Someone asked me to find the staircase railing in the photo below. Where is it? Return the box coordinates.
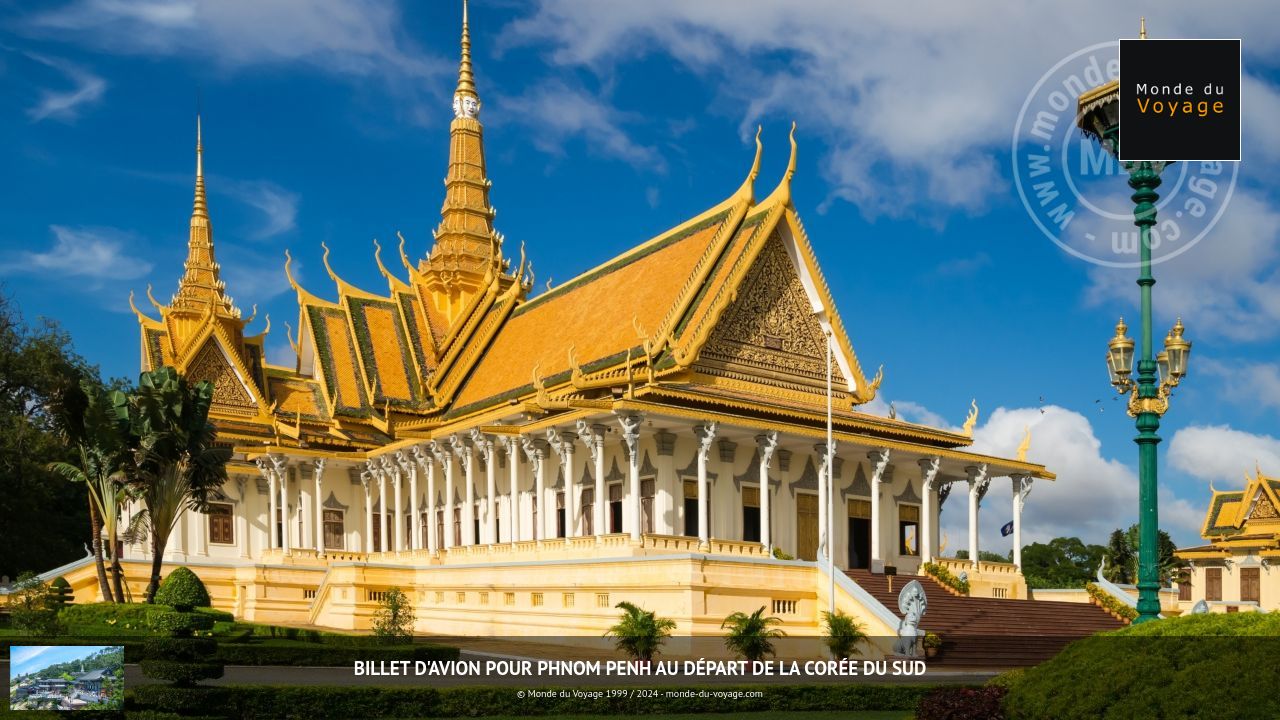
[820,559,902,632]
[1094,559,1162,618]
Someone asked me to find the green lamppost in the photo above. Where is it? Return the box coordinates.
[1078,54,1193,624]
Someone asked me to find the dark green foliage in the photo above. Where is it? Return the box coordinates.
[1120,523,1179,586]
[111,366,232,602]
[953,549,1011,563]
[153,567,211,611]
[917,686,1007,720]
[1002,613,1280,719]
[129,683,946,718]
[1102,529,1135,584]
[721,605,785,661]
[10,572,60,636]
[0,293,106,581]
[1018,537,1106,589]
[821,610,868,659]
[370,586,414,643]
[1084,583,1137,621]
[148,609,215,636]
[137,659,224,687]
[604,601,677,661]
[205,641,458,666]
[144,636,217,659]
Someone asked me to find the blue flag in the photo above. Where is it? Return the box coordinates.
[1000,521,1014,537]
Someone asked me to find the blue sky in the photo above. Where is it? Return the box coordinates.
[10,645,113,678]
[2,1,1279,551]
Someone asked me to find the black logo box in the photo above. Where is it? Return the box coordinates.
[1119,38,1241,162]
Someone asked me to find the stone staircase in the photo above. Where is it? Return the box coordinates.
[845,568,1125,668]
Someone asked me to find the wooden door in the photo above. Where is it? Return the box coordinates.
[796,493,819,561]
[1205,567,1222,601]
[1241,567,1260,603]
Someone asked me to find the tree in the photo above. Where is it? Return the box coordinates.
[371,586,415,643]
[821,610,868,660]
[50,379,133,602]
[0,292,106,581]
[112,367,231,602]
[1103,529,1135,584]
[153,567,211,611]
[721,606,785,661]
[605,602,676,662]
[954,549,1013,563]
[10,572,60,636]
[1019,537,1107,589]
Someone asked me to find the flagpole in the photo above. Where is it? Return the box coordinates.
[826,329,835,617]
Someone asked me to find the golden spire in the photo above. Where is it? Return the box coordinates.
[456,0,478,102]
[172,114,237,317]
[1140,17,1147,39]
[423,0,507,324]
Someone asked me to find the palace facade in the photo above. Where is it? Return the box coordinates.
[55,4,1058,649]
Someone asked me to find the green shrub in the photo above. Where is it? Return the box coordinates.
[1002,613,1280,719]
[130,683,946,718]
[1083,583,1138,622]
[137,659,224,687]
[371,586,415,643]
[144,636,217,660]
[194,606,234,623]
[821,609,868,659]
[721,606,785,661]
[922,562,970,595]
[153,567,211,611]
[9,572,60,636]
[149,610,215,636]
[772,546,795,560]
[605,601,677,662]
[61,602,164,634]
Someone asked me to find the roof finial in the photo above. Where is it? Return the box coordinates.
[453,0,480,118]
[1140,17,1147,39]
[192,113,207,218]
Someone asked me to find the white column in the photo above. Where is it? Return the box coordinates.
[236,478,250,559]
[522,437,547,540]
[694,423,716,547]
[1012,474,1033,570]
[575,421,606,538]
[473,431,496,544]
[257,459,276,550]
[273,455,290,554]
[918,457,940,565]
[425,443,443,553]
[451,435,475,546]
[756,432,778,552]
[196,510,209,556]
[407,449,421,551]
[442,448,455,549]
[361,470,373,553]
[619,414,643,542]
[375,461,388,553]
[550,429,577,539]
[966,464,990,567]
[502,437,520,544]
[386,457,404,553]
[868,449,890,572]
[314,458,326,557]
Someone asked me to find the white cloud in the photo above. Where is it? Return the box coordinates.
[218,247,295,302]
[22,0,447,115]
[506,1,1280,217]
[23,52,106,122]
[497,80,666,172]
[0,225,152,281]
[216,178,299,239]
[1168,425,1280,488]
[1199,357,1280,415]
[1082,188,1280,342]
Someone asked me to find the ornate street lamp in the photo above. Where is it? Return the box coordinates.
[1078,20,1193,623]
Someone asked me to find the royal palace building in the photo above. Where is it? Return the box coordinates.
[56,4,1064,649]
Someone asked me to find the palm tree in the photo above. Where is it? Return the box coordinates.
[111,367,230,602]
[821,610,868,660]
[605,602,677,662]
[722,606,785,661]
[50,379,130,602]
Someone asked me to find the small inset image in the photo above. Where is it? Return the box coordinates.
[8,645,123,711]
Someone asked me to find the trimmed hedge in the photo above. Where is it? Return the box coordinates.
[922,562,969,595]
[1083,583,1137,622]
[130,683,946,718]
[1002,613,1280,719]
[154,568,211,611]
[150,610,216,636]
[209,641,458,667]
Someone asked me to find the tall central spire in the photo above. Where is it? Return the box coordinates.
[172,115,237,317]
[422,0,505,323]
